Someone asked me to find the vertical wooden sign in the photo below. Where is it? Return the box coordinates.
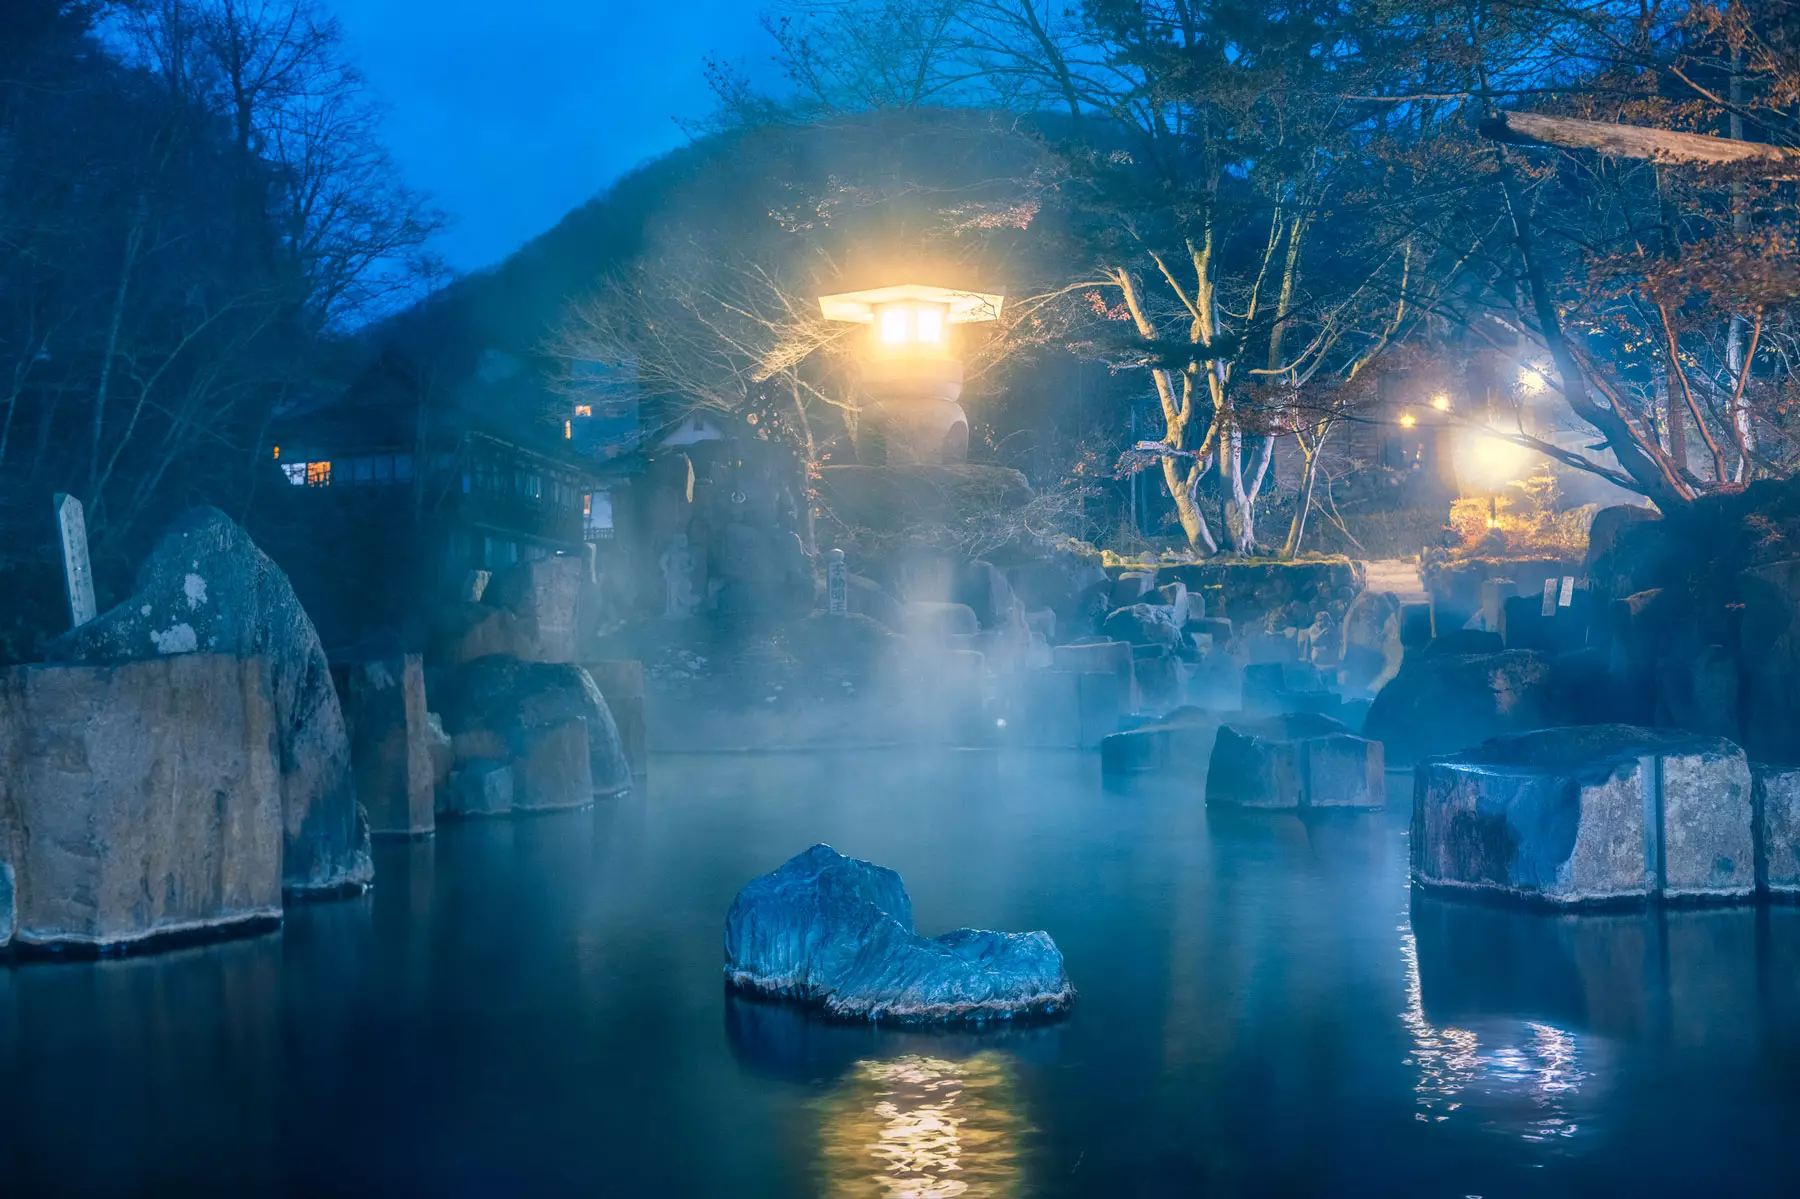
[1540,578,1558,617]
[55,493,97,629]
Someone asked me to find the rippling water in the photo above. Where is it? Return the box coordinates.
[2,749,1798,1196]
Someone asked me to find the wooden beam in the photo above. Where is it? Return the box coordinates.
[1479,111,1800,177]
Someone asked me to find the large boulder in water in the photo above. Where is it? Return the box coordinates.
[1364,649,1556,765]
[49,506,371,897]
[435,655,631,801]
[1412,724,1754,906]
[724,844,1074,1024]
[0,655,284,950]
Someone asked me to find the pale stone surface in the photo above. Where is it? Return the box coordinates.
[724,844,1073,1024]
[1412,725,1755,906]
[1207,713,1384,810]
[48,507,370,897]
[346,653,434,838]
[0,655,284,949]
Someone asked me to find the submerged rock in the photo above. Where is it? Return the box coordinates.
[49,506,371,897]
[0,655,284,950]
[1412,724,1755,906]
[723,844,1073,1024]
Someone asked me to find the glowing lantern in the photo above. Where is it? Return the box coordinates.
[818,283,1004,463]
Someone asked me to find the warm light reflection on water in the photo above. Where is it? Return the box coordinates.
[816,1053,1025,1198]
[1398,913,1587,1140]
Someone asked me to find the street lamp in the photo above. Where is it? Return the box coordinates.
[819,283,1004,463]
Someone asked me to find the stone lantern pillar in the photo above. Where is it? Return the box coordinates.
[818,284,1004,464]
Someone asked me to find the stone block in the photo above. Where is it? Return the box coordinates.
[345,653,434,838]
[1052,640,1135,706]
[1412,725,1755,906]
[450,760,514,817]
[511,718,594,811]
[1109,572,1156,608]
[0,655,284,950]
[1153,581,1191,627]
[437,656,631,799]
[1207,713,1383,810]
[47,507,369,898]
[488,554,589,663]
[1192,617,1233,649]
[1100,707,1217,776]
[1754,764,1800,896]
[1131,645,1179,713]
[1102,603,1180,648]
[585,659,648,777]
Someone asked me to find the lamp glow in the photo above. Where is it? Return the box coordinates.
[1399,412,1418,429]
[915,305,945,344]
[1519,368,1548,394]
[878,306,911,345]
[1431,394,1451,412]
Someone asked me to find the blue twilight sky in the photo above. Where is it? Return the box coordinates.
[334,0,772,272]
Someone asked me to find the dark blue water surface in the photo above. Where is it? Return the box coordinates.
[4,750,1799,1197]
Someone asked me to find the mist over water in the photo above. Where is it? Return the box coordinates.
[1,753,1796,1196]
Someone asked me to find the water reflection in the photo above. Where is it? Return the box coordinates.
[816,1053,1026,1199]
[1398,906,1588,1141]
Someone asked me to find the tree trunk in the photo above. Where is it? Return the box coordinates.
[1283,437,1320,559]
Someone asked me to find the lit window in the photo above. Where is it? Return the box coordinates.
[574,404,593,417]
[271,445,280,460]
[564,420,573,439]
[878,305,910,345]
[583,493,592,517]
[283,462,308,485]
[916,305,945,343]
[305,461,331,486]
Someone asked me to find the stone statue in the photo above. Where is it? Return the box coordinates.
[660,534,699,620]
